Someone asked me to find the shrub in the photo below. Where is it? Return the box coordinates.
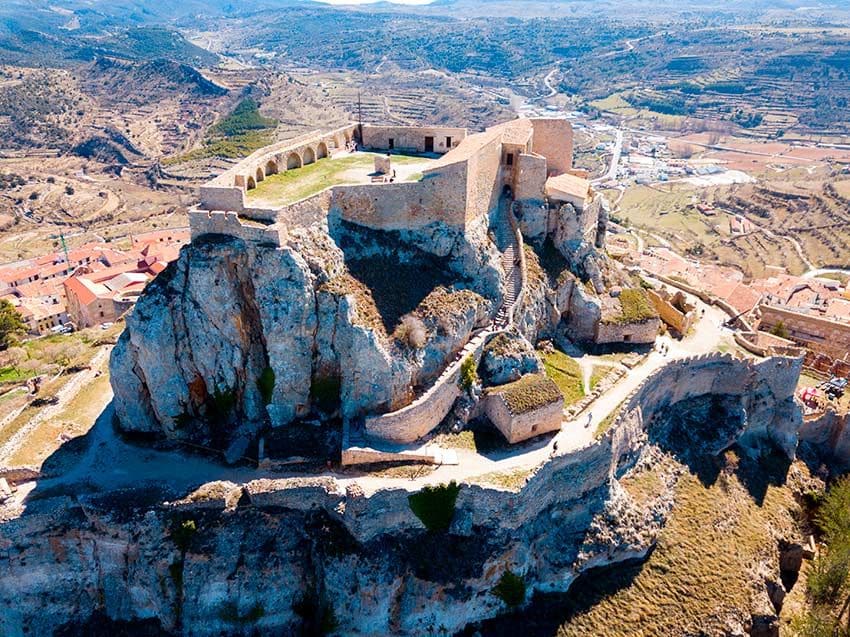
[0,299,26,349]
[64,185,75,196]
[408,481,461,532]
[311,375,341,411]
[396,315,427,349]
[209,386,236,423]
[459,355,478,392]
[257,367,275,406]
[492,569,526,608]
[170,519,197,554]
[603,288,658,325]
[769,320,790,340]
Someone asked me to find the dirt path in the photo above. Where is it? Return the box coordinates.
[0,348,110,464]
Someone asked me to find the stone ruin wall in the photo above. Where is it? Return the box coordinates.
[647,289,696,336]
[188,210,285,247]
[465,133,506,224]
[595,318,660,345]
[330,160,471,231]
[483,393,563,444]
[360,125,467,154]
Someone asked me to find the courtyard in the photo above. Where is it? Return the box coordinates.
[245,151,435,206]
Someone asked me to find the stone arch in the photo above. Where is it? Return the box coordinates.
[317,142,328,160]
[265,159,278,176]
[302,146,316,165]
[333,134,344,150]
[287,152,302,170]
[246,175,256,190]
[255,167,264,183]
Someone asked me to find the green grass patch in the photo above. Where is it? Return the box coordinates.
[247,153,428,205]
[541,349,585,406]
[589,365,613,391]
[164,99,277,165]
[408,481,461,532]
[0,366,31,383]
[460,355,478,392]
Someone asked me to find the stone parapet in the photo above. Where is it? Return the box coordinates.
[188,209,285,247]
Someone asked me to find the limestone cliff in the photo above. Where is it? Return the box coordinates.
[110,219,498,453]
[1,354,809,636]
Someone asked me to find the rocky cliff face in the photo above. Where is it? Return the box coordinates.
[1,355,808,637]
[110,219,499,453]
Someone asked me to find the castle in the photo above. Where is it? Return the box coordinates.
[190,118,596,248]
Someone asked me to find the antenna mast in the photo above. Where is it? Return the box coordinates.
[357,91,363,147]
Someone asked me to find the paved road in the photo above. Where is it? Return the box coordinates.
[593,128,623,185]
[803,267,850,279]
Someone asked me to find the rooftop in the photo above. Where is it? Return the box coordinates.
[488,373,564,415]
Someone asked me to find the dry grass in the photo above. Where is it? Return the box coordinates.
[488,373,563,415]
[7,369,111,468]
[558,461,801,636]
[589,365,616,391]
[465,468,532,491]
[432,430,478,451]
[834,180,850,199]
[319,273,386,336]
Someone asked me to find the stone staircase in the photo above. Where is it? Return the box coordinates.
[494,198,524,329]
[341,196,527,465]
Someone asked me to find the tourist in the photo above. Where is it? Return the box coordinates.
[585,412,593,429]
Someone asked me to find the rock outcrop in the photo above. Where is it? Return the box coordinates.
[111,219,498,452]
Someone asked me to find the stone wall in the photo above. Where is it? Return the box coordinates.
[530,118,574,176]
[758,304,850,360]
[331,161,470,231]
[606,353,804,461]
[647,289,696,337]
[363,329,492,443]
[2,353,816,637]
[465,132,505,223]
[188,210,285,247]
[277,189,333,230]
[514,153,547,202]
[199,124,358,213]
[483,393,563,443]
[361,125,467,154]
[595,318,659,345]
